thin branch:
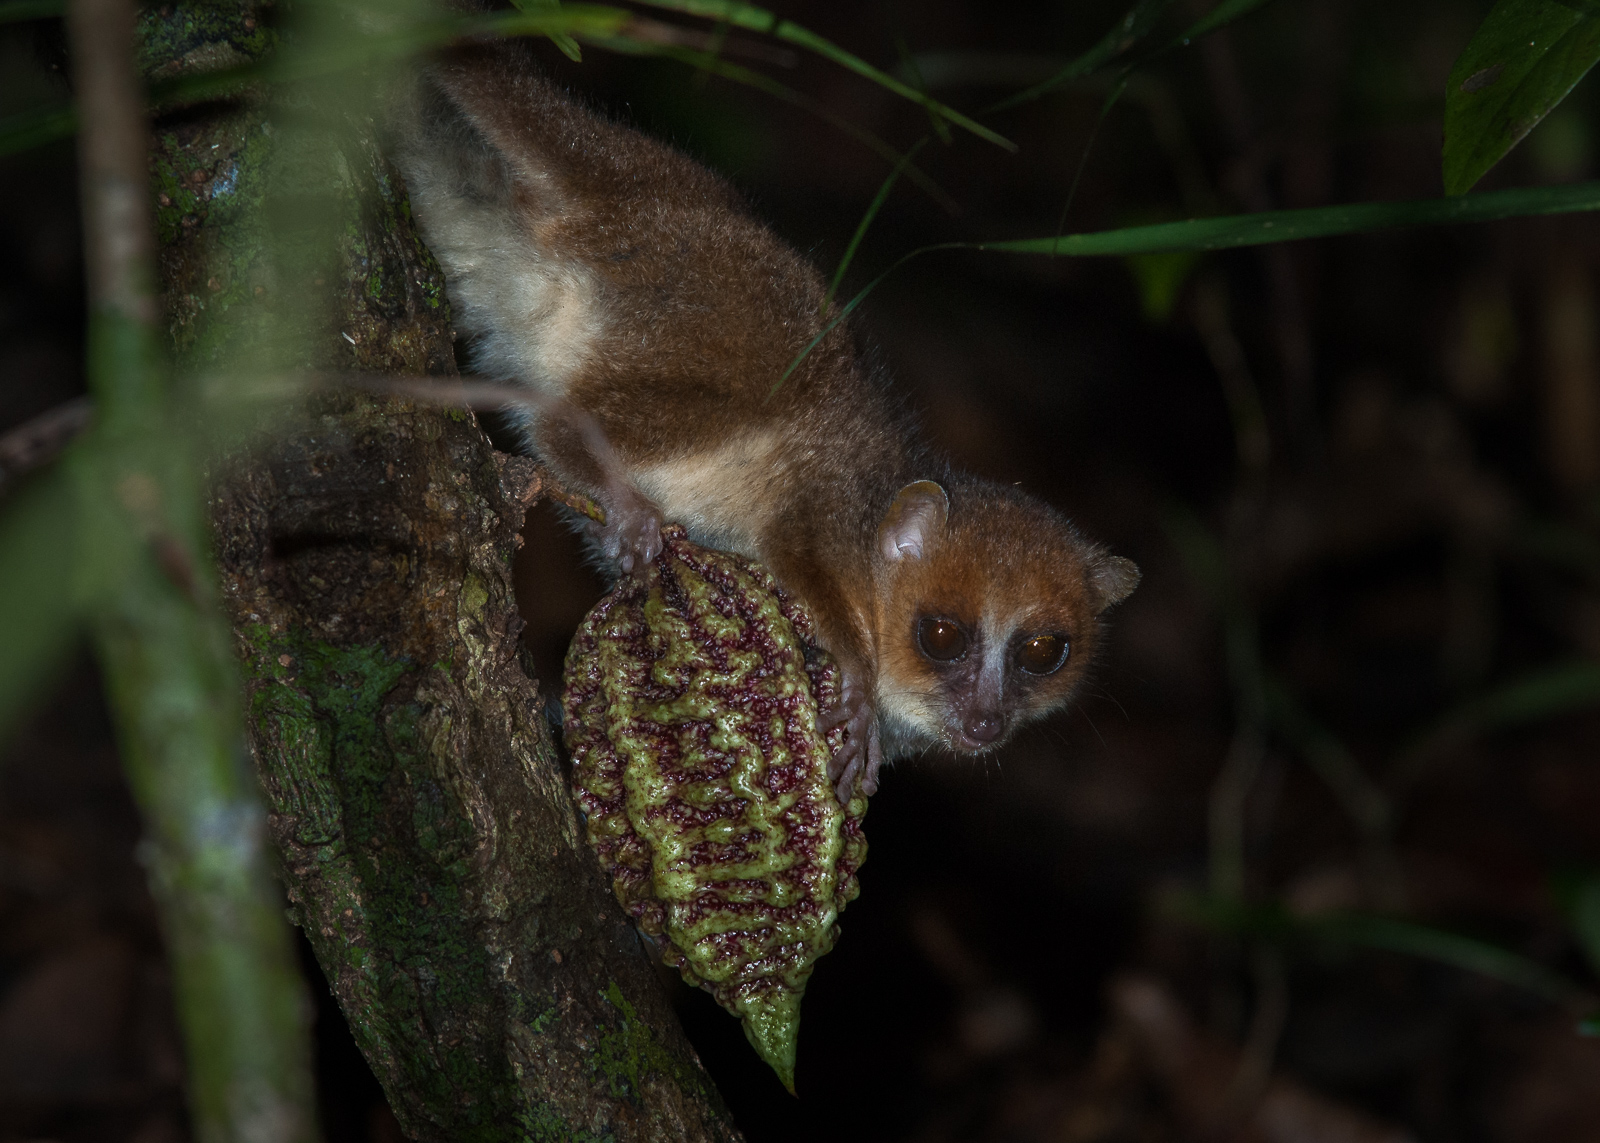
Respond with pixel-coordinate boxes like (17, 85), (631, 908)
(0, 396), (93, 498)
(69, 0), (156, 333)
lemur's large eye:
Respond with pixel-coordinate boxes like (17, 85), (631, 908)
(917, 616), (969, 662)
(1017, 633), (1068, 675)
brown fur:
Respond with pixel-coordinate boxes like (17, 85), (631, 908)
(388, 42), (1139, 798)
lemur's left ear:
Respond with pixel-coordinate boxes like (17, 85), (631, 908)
(1089, 555), (1140, 612)
(877, 480), (948, 562)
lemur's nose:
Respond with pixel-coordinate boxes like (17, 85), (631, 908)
(962, 713), (1004, 744)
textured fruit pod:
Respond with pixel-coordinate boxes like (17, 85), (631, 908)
(563, 525), (868, 1091)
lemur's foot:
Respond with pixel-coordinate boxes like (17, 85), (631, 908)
(596, 482), (662, 577)
(821, 673), (882, 803)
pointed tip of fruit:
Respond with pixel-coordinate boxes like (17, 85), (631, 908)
(739, 989), (803, 1093)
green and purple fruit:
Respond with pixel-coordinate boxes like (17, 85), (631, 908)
(564, 525), (868, 1092)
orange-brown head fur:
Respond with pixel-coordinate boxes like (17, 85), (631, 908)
(872, 479), (1139, 759)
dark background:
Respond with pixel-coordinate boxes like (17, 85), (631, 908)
(5, 0), (1600, 1139)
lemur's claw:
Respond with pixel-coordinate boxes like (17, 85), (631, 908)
(825, 674), (880, 804)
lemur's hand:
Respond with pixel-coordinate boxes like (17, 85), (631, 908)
(821, 668), (882, 803)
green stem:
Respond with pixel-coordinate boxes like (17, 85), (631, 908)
(90, 517), (318, 1143)
(68, 0), (318, 1138)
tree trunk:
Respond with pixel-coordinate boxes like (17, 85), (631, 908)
(144, 4), (743, 1139)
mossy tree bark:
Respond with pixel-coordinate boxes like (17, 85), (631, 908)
(143, 3), (743, 1139)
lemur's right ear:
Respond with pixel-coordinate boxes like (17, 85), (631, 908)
(877, 481), (948, 562)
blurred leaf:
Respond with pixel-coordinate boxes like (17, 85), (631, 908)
(1444, 0), (1600, 195)
(980, 179), (1600, 256)
(0, 467), (83, 749)
(1513, 519), (1600, 580)
(1463, 660), (1600, 725)
(133, 5), (956, 211)
(151, 5), (633, 106)
(0, 0), (61, 23)
(1173, 0), (1277, 45)
(1528, 104), (1595, 178)
(1571, 874), (1600, 976)
(1323, 913), (1582, 1001)
(1161, 507), (1230, 599)
(511, 0), (583, 60)
(1124, 248), (1203, 321)
(1432, 659), (1600, 737)
(1582, 1015), (1600, 1035)
(1170, 892), (1587, 1003)
(1395, 660), (1600, 789)
(627, 0), (1017, 150)
(625, 0), (777, 32)
(1159, 507), (1264, 711)
(1264, 675), (1393, 835)
(0, 105), (76, 158)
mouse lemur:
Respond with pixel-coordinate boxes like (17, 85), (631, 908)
(388, 40), (1140, 802)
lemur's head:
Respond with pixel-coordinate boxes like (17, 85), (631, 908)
(870, 479), (1139, 757)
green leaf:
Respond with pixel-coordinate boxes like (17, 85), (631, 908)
(1444, 0), (1600, 195)
(986, 0), (1175, 112)
(586, 33), (953, 210)
(0, 467), (83, 748)
(780, 181), (1600, 386)
(911, 0), (1276, 106)
(825, 137), (929, 310)
(979, 179), (1600, 256)
(983, 0), (1279, 113)
(626, 0), (1017, 150)
(774, 247), (928, 393)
